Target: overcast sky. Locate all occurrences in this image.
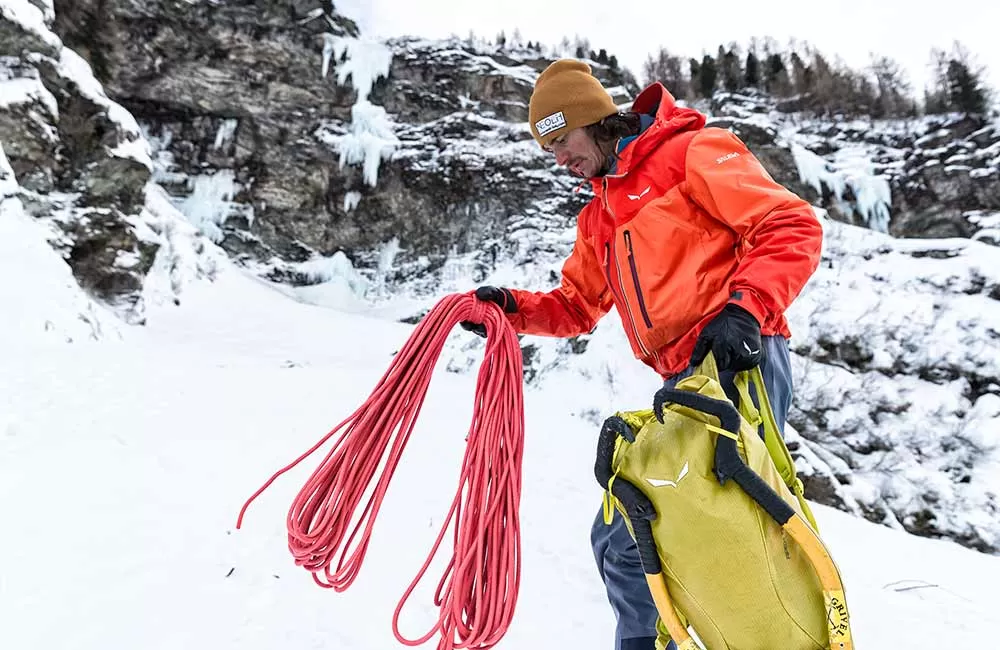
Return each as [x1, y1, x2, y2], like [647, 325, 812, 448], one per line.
[343, 0, 1000, 98]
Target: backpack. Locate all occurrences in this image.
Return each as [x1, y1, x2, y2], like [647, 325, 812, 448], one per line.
[595, 354, 853, 650]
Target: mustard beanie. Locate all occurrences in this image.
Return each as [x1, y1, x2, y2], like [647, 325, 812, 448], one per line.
[529, 59, 619, 148]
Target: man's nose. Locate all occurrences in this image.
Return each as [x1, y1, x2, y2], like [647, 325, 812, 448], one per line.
[554, 149, 570, 166]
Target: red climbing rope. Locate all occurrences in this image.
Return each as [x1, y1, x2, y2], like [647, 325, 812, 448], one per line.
[237, 291, 525, 650]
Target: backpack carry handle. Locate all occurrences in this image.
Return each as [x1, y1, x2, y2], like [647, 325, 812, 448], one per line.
[595, 416, 700, 650]
[595, 416, 658, 572]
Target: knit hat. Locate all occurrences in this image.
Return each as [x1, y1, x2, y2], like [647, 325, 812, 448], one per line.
[528, 59, 619, 148]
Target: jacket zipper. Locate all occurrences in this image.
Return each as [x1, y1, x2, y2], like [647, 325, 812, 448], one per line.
[623, 230, 654, 329]
[602, 179, 651, 359]
[603, 242, 615, 291]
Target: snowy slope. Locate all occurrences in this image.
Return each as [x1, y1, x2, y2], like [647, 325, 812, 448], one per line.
[0, 144, 120, 344]
[3, 219, 1000, 649]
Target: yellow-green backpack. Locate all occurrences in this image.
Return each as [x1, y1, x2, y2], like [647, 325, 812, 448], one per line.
[595, 355, 853, 650]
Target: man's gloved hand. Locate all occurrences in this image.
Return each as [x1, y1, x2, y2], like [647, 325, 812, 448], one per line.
[690, 303, 763, 371]
[460, 286, 517, 338]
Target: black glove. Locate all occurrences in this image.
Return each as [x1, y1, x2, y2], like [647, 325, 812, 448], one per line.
[460, 286, 517, 338]
[690, 303, 763, 372]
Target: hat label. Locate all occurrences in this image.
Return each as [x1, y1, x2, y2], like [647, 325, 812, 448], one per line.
[535, 111, 566, 137]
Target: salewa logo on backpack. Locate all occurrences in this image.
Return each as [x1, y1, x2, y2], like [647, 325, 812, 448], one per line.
[646, 461, 689, 488]
[716, 151, 741, 164]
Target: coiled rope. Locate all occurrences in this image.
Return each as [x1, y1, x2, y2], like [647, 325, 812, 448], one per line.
[237, 291, 525, 650]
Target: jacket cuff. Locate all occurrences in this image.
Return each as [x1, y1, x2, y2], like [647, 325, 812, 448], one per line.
[506, 310, 528, 333]
[727, 289, 767, 326]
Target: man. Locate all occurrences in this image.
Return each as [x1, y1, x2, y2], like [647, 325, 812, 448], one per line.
[464, 59, 823, 650]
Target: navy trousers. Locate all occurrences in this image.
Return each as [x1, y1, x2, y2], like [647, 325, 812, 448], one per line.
[590, 336, 794, 650]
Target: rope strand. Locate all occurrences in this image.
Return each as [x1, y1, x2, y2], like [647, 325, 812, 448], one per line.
[237, 292, 524, 650]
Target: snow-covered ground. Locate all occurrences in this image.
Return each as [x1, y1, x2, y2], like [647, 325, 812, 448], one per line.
[3, 201, 1000, 649]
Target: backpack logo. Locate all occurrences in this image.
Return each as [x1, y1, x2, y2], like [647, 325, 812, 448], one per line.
[627, 186, 651, 201]
[646, 461, 690, 488]
[716, 151, 741, 164]
[535, 111, 566, 137]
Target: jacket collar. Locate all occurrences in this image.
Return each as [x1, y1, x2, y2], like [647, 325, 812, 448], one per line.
[591, 83, 707, 191]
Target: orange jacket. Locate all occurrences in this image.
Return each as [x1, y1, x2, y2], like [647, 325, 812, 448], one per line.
[506, 83, 823, 378]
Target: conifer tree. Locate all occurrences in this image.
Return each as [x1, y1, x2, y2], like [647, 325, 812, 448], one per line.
[699, 54, 718, 97]
[689, 57, 703, 97]
[720, 46, 742, 92]
[745, 50, 760, 88]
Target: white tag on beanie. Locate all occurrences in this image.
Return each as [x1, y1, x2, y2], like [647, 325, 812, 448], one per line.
[535, 111, 566, 136]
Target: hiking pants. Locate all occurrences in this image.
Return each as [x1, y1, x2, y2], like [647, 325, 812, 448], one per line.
[590, 336, 794, 650]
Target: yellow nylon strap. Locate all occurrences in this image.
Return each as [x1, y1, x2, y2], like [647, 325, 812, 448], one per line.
[733, 372, 762, 429]
[705, 423, 739, 441]
[791, 478, 818, 532]
[603, 475, 617, 525]
[749, 366, 821, 532]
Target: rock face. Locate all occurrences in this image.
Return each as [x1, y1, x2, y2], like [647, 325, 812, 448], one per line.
[2, 0, 157, 322]
[44, 0, 638, 287]
[892, 116, 1000, 242]
[4, 1, 1000, 553]
[40, 1, 1000, 289]
[792, 112, 999, 242]
[709, 91, 1000, 243]
[52, 0, 363, 274]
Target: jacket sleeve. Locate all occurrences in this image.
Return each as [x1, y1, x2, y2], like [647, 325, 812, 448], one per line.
[683, 127, 823, 326]
[506, 205, 613, 338]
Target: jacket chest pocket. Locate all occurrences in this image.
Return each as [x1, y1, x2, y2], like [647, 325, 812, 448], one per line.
[622, 230, 654, 328]
[618, 199, 722, 330]
[601, 233, 655, 359]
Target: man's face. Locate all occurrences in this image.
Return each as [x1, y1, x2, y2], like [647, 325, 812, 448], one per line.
[545, 127, 605, 179]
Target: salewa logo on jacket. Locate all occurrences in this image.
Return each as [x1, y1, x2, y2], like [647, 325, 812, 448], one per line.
[646, 461, 689, 488]
[627, 186, 651, 201]
[716, 151, 741, 164]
